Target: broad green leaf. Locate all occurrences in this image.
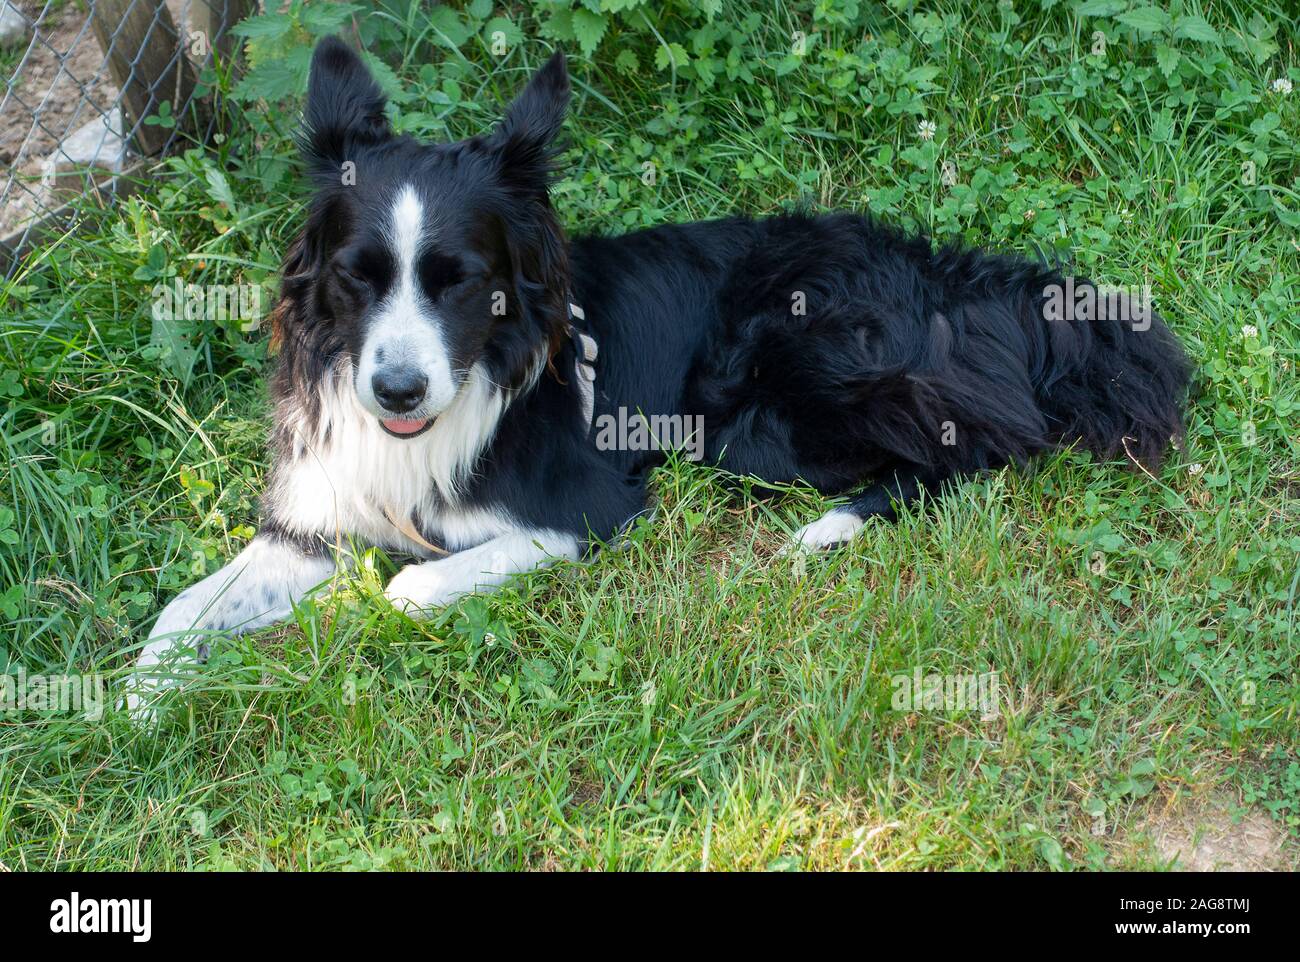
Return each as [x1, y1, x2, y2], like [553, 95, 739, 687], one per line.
[615, 48, 639, 75]
[482, 17, 523, 50]
[428, 5, 473, 49]
[229, 14, 294, 40]
[540, 8, 575, 43]
[1172, 15, 1221, 44]
[1115, 6, 1170, 34]
[904, 65, 941, 86]
[204, 167, 236, 211]
[1074, 0, 1126, 15]
[654, 42, 690, 72]
[300, 2, 362, 36]
[361, 51, 415, 104]
[1155, 44, 1180, 78]
[572, 9, 608, 56]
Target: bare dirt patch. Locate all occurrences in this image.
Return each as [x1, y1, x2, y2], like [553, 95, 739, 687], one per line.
[1130, 792, 1298, 871]
[0, 1, 124, 238]
[1, 0, 203, 242]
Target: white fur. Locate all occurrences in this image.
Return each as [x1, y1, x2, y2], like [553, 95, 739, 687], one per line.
[271, 179, 547, 544]
[354, 185, 458, 420]
[385, 529, 579, 615]
[127, 537, 338, 720]
[423, 361, 514, 502]
[129, 186, 556, 723]
[268, 354, 542, 553]
[787, 508, 865, 552]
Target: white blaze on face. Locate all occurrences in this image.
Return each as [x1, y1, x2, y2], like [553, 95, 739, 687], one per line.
[355, 184, 459, 419]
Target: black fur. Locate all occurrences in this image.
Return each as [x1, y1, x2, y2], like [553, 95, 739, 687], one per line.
[268, 38, 1191, 550]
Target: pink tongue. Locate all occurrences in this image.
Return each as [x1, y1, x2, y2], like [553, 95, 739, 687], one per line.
[382, 418, 429, 434]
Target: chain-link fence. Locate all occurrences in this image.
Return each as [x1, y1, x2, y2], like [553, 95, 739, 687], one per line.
[0, 0, 250, 276]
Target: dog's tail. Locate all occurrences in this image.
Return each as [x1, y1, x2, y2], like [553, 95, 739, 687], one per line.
[1028, 275, 1192, 471]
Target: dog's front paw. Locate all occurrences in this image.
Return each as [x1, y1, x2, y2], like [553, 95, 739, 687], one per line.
[124, 585, 219, 726]
[123, 672, 167, 727]
[783, 509, 865, 554]
[384, 560, 468, 616]
[122, 639, 204, 727]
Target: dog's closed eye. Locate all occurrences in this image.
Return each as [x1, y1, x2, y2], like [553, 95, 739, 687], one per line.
[333, 263, 369, 295]
[323, 265, 376, 320]
[419, 252, 466, 296]
[328, 247, 393, 304]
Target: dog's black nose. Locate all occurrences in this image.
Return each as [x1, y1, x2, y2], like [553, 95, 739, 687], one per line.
[371, 367, 428, 413]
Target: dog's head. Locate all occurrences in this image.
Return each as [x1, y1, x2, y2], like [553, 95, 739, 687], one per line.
[279, 37, 570, 439]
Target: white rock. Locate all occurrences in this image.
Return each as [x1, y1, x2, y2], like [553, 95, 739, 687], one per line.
[40, 107, 128, 195]
[0, 2, 29, 49]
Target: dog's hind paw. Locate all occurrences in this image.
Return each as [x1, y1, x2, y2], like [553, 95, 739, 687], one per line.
[784, 509, 865, 553]
[384, 559, 471, 616]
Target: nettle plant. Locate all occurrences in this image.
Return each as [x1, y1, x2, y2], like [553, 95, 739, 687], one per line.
[242, 2, 1293, 224]
[1069, 2, 1299, 224]
[196, 0, 1299, 373]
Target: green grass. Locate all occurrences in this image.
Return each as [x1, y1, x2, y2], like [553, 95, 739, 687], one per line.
[0, 0, 1297, 870]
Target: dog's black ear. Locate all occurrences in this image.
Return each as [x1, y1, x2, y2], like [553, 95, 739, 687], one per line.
[489, 51, 570, 193]
[486, 53, 571, 366]
[301, 36, 391, 169]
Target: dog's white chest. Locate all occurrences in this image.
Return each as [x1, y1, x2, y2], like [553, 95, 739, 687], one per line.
[265, 366, 514, 554]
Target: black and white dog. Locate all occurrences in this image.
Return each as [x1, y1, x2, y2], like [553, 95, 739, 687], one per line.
[129, 38, 1191, 711]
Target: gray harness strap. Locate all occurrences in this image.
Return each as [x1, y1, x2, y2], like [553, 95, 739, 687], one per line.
[568, 301, 598, 431]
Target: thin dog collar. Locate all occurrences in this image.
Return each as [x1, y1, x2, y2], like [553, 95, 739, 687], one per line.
[382, 503, 447, 556]
[382, 302, 597, 556]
